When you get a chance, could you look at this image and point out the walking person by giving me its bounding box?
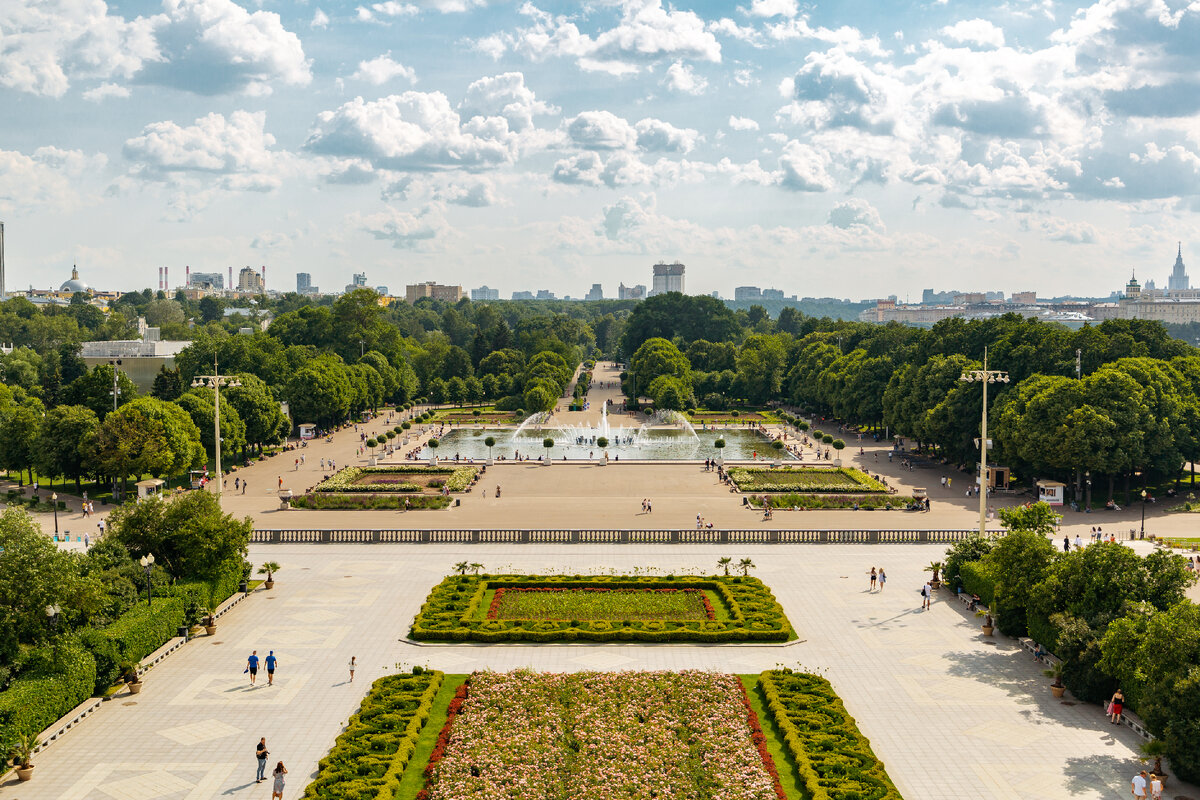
[1149,773,1163,800]
[246,650,260,686]
[878,568,886,591]
[271,762,288,800]
[921,581,932,610]
[242,481,247,494]
[1109,688,1125,724]
[265,650,277,686]
[868,567,877,592]
[1132,770,1147,799]
[255,738,269,783]
[348,656,357,683]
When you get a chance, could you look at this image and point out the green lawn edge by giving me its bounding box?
[740,675,809,800]
[394,674,469,800]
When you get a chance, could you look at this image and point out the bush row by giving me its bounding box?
[747,493,911,510]
[313,466,479,494]
[291,494,451,510]
[302,670,442,800]
[409,575,794,643]
[0,639,96,747]
[729,466,888,494]
[759,670,903,800]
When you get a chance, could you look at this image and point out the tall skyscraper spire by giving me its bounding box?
[1169,242,1189,292]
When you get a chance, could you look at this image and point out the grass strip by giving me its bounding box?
[395,674,469,800]
[740,675,808,800]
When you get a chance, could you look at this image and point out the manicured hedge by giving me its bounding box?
[290,494,451,510]
[729,466,888,494]
[314,466,478,494]
[302,670,443,800]
[410,575,795,643]
[747,493,912,510]
[959,561,996,606]
[0,639,96,745]
[760,670,903,800]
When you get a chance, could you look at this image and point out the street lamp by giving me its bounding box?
[51,492,58,536]
[1140,488,1147,539]
[139,553,155,606]
[191,359,242,506]
[45,603,61,635]
[960,347,1009,537]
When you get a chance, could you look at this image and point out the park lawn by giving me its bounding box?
[740,675,808,800]
[472,586,732,621]
[488,586,714,621]
[689,409,782,424]
[395,674,470,800]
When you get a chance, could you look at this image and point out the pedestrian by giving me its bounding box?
[348,656,356,683]
[84,533,89,549]
[235,476,240,491]
[1132,770,1147,799]
[300,454,305,465]
[320,458,326,470]
[868,567,877,591]
[1074,534,1083,550]
[1149,773,1163,800]
[277,476,283,490]
[641,499,647,513]
[1109,688,1125,724]
[1063,536,1070,552]
[271,762,287,799]
[647,499,652,513]
[265,650,277,685]
[921,581,932,610]
[98,518,106,535]
[246,650,260,685]
[878,568,886,590]
[256,738,269,783]
[242,481,247,494]
[947,477,952,489]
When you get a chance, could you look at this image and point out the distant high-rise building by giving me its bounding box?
[237,266,264,292]
[651,262,685,295]
[1169,243,1189,291]
[954,292,986,304]
[344,272,369,293]
[1011,291,1037,305]
[762,288,785,300]
[512,290,534,300]
[375,286,389,296]
[734,286,762,301]
[535,289,557,300]
[618,283,647,300]
[471,285,500,301]
[189,271,224,289]
[584,283,603,301]
[405,282,463,303]
[1126,271,1141,300]
[296,272,312,293]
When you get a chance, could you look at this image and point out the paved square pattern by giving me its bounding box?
[3,543,1195,800]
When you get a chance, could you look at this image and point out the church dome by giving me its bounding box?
[60,266,89,293]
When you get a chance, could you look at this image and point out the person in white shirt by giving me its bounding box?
[1074,534,1083,550]
[1132,770,1147,798]
[1149,774,1163,800]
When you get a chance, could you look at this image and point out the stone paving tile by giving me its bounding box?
[2,542,1194,800]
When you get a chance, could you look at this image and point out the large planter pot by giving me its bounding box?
[1051,685,1065,698]
[981,625,994,636]
[127,681,143,695]
[264,580,275,590]
[204,624,217,636]
[16,765,33,781]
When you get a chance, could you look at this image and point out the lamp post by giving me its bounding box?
[45,603,61,636]
[1140,488,1147,539]
[960,347,1009,537]
[191,360,242,506]
[51,492,58,536]
[139,553,155,606]
[108,358,122,501]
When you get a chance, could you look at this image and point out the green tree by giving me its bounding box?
[108,492,251,583]
[66,365,139,420]
[0,402,43,483]
[92,397,204,491]
[286,360,351,427]
[198,296,223,324]
[35,404,100,491]
[629,338,691,397]
[983,530,1057,636]
[176,389,247,463]
[224,374,289,452]
[997,502,1060,536]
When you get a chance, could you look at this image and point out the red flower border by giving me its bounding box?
[740,683,788,800]
[486,586,716,621]
[415,681,470,800]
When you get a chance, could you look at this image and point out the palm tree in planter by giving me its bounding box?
[455,561,470,575]
[1043,661,1066,698]
[469,562,484,575]
[6,732,40,781]
[258,561,281,589]
[120,660,144,694]
[738,557,756,576]
[484,436,496,462]
[717,556,732,576]
[542,437,554,464]
[925,561,943,588]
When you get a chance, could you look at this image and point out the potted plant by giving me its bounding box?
[542,437,554,465]
[1140,740,1169,785]
[6,732,39,781]
[925,561,943,589]
[120,660,144,694]
[258,561,280,590]
[484,436,496,464]
[184,599,206,637]
[714,438,726,466]
[427,437,440,465]
[976,609,994,636]
[1043,661,1065,698]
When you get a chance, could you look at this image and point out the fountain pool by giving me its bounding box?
[420,426,793,461]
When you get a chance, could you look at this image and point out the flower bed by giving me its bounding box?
[487,587,715,621]
[759,669,903,800]
[302,669,442,800]
[747,493,914,510]
[314,466,479,494]
[290,494,451,510]
[419,670,782,800]
[728,466,888,494]
[410,575,794,643]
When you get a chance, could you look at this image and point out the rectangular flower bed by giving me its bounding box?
[314,466,479,494]
[728,466,888,494]
[419,670,784,800]
[410,574,795,642]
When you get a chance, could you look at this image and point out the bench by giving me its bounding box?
[1019,637,1061,666]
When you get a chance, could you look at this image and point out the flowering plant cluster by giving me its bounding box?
[487,587,716,621]
[421,670,783,800]
[729,466,888,494]
[760,669,903,800]
[410,575,794,643]
[313,465,478,494]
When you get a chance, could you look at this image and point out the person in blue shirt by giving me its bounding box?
[246,651,259,685]
[265,651,278,685]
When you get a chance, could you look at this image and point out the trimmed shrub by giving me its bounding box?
[959,561,996,606]
[0,639,96,744]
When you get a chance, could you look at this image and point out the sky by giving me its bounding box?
[1,0,1199,301]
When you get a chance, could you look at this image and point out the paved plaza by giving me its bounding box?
[3,542,1193,800]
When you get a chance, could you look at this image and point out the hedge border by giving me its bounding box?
[759,670,903,800]
[409,575,794,643]
[302,670,443,800]
[729,466,889,494]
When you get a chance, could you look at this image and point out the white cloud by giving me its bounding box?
[123,110,284,190]
[940,19,1005,49]
[305,92,518,170]
[460,72,557,133]
[311,8,330,28]
[437,177,500,206]
[827,198,885,231]
[0,146,107,213]
[371,1,418,17]
[663,61,708,95]
[635,118,699,153]
[746,0,798,18]
[352,54,416,85]
[552,152,605,185]
[566,111,638,150]
[777,140,833,191]
[728,115,760,131]
[82,82,131,102]
[357,203,448,247]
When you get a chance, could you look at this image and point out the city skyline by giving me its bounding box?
[1,0,1198,296]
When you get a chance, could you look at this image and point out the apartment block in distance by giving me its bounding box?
[471,285,500,301]
[406,281,464,303]
[651,262,685,295]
